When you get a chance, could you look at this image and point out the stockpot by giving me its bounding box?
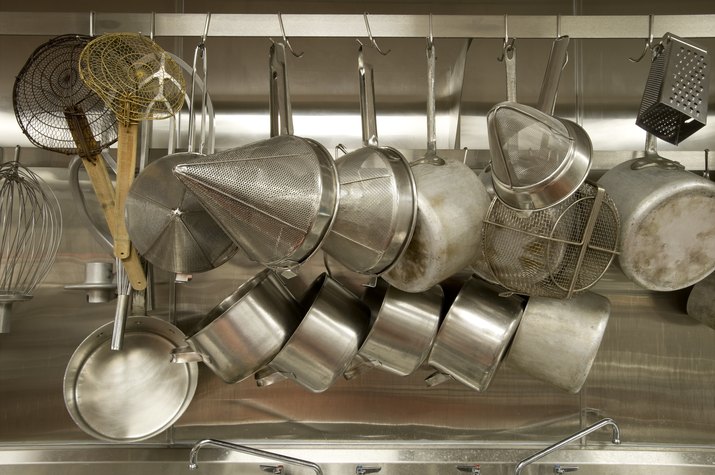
[426,276,524,392]
[506,291,611,393]
[171,269,302,384]
[255,273,370,393]
[344,281,443,379]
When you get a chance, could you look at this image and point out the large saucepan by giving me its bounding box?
[64,316,198,442]
[598,133,715,291]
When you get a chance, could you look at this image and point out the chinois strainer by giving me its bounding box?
[483,182,619,299]
[174,42,338,274]
[488,36,592,211]
[321,45,417,277]
[636,33,709,145]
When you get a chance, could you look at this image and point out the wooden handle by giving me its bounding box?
[115,122,139,260]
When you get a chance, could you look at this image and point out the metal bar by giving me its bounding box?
[1,13,715,38]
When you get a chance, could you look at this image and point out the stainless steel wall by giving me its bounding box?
[1,1,715,457]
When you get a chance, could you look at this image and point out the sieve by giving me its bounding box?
[173,42,338,275]
[79,32,185,279]
[636,33,709,145]
[483,181,619,299]
[320,44,417,277]
[487,35,592,211]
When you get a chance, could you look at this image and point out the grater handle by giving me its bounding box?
[537,35,570,115]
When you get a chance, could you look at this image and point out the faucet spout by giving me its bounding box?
[189,438,323,475]
[515,418,621,475]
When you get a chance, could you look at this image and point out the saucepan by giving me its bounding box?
[343,280,443,379]
[171,269,302,384]
[255,273,370,393]
[426,276,524,392]
[506,291,611,393]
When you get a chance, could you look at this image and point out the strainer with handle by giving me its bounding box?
[13,33,146,291]
[79,32,185,282]
[320,44,417,277]
[487,35,592,211]
[173,42,338,275]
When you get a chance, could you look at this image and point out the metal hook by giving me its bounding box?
[557,14,562,38]
[497,14,515,62]
[277,13,304,58]
[89,11,95,37]
[149,12,155,40]
[363,12,391,56]
[201,12,212,44]
[629,14,654,63]
[428,13,434,47]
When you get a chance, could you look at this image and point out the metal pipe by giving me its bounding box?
[189,438,324,475]
[514,418,621,475]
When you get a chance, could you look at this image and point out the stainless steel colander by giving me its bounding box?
[320,45,417,276]
[174,43,338,273]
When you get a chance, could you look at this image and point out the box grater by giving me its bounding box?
[636,33,709,145]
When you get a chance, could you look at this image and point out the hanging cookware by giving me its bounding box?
[255,273,370,393]
[687,270,715,330]
[636,33,709,145]
[79,32,185,287]
[125,30,238,274]
[63,316,198,442]
[170,269,302,384]
[383,35,490,293]
[506,291,611,393]
[426,276,524,392]
[174,42,338,276]
[0,148,62,333]
[344,280,443,379]
[321,44,417,277]
[487,35,592,211]
[12,33,146,291]
[597,133,715,291]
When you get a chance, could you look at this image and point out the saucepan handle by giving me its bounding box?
[425,371,453,387]
[170,346,205,364]
[343,354,378,380]
[255,367,293,387]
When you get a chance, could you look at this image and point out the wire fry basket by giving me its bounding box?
[483,182,619,299]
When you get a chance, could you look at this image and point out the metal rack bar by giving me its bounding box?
[0,12,714,39]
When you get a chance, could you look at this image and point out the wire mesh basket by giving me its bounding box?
[482,182,619,299]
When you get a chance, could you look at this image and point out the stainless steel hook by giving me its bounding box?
[363,12,391,56]
[149,11,155,40]
[629,14,655,62]
[497,14,515,62]
[278,13,304,58]
[89,11,95,37]
[428,13,434,47]
[557,14,562,38]
[201,12,211,44]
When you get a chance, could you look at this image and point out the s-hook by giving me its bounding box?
[363,12,390,56]
[629,14,655,62]
[277,13,304,58]
[497,14,515,62]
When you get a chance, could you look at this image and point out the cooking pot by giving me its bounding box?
[255,273,370,392]
[171,269,302,383]
[506,291,611,393]
[344,281,443,379]
[63,316,198,442]
[426,276,524,392]
[597,133,715,291]
[686,271,715,330]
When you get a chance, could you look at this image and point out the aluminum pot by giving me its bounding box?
[506,291,611,393]
[344,281,443,379]
[426,276,524,392]
[255,273,370,393]
[686,271,715,330]
[171,269,302,383]
[597,134,715,291]
[63,316,198,442]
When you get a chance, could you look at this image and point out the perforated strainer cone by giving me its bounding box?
[173,135,338,271]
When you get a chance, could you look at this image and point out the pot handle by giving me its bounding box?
[425,371,453,387]
[343,354,378,380]
[255,367,294,387]
[170,346,205,364]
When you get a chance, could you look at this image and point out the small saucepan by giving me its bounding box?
[171,269,302,384]
[255,273,371,393]
[426,276,524,392]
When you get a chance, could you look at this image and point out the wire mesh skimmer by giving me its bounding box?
[0,148,62,333]
[482,182,619,299]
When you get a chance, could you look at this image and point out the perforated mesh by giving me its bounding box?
[13,34,117,155]
[322,147,414,275]
[79,33,185,125]
[637,34,709,145]
[489,103,572,189]
[173,135,336,269]
[483,183,619,299]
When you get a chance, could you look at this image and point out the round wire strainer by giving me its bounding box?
[482,182,619,299]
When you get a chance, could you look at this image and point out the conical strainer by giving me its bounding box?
[320,45,417,277]
[487,36,592,211]
[174,43,338,273]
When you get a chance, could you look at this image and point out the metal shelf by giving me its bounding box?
[0,12,714,39]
